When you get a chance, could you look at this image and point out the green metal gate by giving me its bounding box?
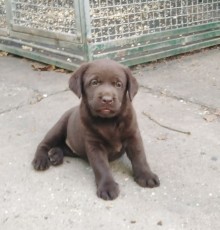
[0,0,220,70]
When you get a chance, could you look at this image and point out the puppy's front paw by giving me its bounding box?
[97,181,119,201]
[135,171,160,188]
[48,147,64,166]
[32,154,50,171]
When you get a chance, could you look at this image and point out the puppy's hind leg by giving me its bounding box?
[32,109,72,171]
[48,147,64,166]
[48,143,78,166]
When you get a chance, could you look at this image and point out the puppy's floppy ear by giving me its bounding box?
[124,67,139,101]
[69,63,89,98]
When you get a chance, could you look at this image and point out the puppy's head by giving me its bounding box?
[69,59,138,118]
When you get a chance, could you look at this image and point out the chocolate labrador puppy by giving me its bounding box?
[32,59,160,200]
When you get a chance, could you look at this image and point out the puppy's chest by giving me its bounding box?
[98,123,127,153]
[109,135,123,153]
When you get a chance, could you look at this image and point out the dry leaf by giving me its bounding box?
[45,65,56,71]
[55,68,66,73]
[203,114,218,122]
[32,64,55,71]
[0,51,8,57]
[32,63,68,73]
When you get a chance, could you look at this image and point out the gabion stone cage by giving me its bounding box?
[0,0,220,70]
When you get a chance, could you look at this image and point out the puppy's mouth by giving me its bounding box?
[96,108,117,117]
[89,100,122,118]
[100,108,111,113]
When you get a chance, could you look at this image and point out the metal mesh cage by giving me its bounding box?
[0,0,6,28]
[0,0,220,69]
[11,0,77,34]
[90,0,220,43]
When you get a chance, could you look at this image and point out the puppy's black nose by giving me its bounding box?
[102,95,113,104]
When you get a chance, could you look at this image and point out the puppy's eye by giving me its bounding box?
[90,79,99,86]
[115,81,122,88]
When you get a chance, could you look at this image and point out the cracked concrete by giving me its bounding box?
[0,48,220,230]
[134,48,220,110]
[0,56,69,114]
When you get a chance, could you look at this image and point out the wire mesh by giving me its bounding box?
[11,0,77,34]
[90,0,220,43]
[0,0,6,28]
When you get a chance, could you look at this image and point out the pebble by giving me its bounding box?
[157,220,163,226]
[211,156,218,161]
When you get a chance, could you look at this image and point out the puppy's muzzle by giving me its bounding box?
[101,95,114,105]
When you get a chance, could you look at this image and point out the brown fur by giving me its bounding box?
[32,59,160,200]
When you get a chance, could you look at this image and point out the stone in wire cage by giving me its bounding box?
[90,0,220,43]
[0,0,6,28]
[10,0,77,34]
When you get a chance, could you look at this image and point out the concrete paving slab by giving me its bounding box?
[0,49,219,230]
[134,47,220,109]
